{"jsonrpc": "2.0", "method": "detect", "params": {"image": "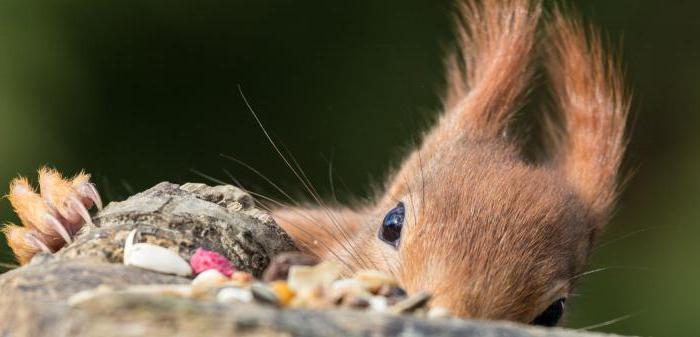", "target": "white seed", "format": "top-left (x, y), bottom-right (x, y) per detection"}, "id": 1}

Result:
top-left (192, 269), bottom-right (229, 290)
top-left (427, 306), bottom-right (452, 319)
top-left (287, 260), bottom-right (342, 293)
top-left (217, 287), bottom-right (253, 304)
top-left (369, 296), bottom-right (389, 312)
top-left (354, 270), bottom-right (397, 293)
top-left (124, 242), bottom-right (192, 276)
top-left (329, 278), bottom-right (369, 299)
